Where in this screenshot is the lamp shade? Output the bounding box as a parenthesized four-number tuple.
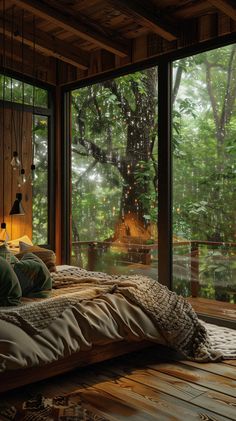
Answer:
(9, 193, 25, 216)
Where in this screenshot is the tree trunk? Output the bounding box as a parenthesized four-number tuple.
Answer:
(112, 68, 158, 245)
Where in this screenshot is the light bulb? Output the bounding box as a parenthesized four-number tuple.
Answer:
(28, 164, 37, 186)
(17, 168, 27, 187)
(0, 222, 10, 242)
(11, 151, 21, 170)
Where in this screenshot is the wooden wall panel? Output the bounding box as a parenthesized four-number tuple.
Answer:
(0, 38, 57, 86)
(0, 107, 32, 241)
(58, 11, 236, 86)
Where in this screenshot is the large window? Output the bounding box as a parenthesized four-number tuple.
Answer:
(172, 44, 236, 303)
(71, 68, 158, 277)
(69, 42, 236, 307)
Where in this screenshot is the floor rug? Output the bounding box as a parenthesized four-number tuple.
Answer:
(203, 321, 236, 359)
(0, 393, 109, 421)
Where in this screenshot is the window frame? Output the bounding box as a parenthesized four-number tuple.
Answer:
(62, 34, 236, 327)
(0, 73, 55, 250)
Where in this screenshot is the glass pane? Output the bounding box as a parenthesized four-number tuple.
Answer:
(32, 115, 48, 244)
(71, 68, 158, 278)
(0, 75, 48, 108)
(172, 44, 236, 303)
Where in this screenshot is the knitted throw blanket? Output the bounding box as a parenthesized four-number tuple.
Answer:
(0, 267, 222, 361)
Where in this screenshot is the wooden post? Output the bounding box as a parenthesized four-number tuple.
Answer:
(87, 242, 97, 271)
(158, 61, 172, 288)
(54, 85, 62, 263)
(190, 242, 199, 297)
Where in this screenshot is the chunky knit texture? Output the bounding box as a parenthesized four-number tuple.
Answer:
(0, 267, 230, 361)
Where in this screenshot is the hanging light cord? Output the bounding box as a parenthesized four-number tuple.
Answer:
(32, 15, 36, 165)
(20, 8, 25, 172)
(10, 5, 18, 154)
(2, 0, 6, 223)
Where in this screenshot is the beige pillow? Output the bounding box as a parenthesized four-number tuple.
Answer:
(16, 245, 56, 273)
(7, 235, 33, 254)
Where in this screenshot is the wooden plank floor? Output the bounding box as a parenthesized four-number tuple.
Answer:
(2, 345, 236, 421)
(189, 297, 236, 322)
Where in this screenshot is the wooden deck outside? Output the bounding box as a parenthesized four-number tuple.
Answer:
(189, 297, 236, 323)
(2, 345, 236, 421)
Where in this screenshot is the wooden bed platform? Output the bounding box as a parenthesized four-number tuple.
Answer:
(0, 340, 151, 393)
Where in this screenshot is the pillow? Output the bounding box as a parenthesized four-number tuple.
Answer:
(7, 235, 33, 254)
(14, 253, 52, 298)
(16, 245, 56, 272)
(0, 243, 19, 266)
(0, 257, 22, 306)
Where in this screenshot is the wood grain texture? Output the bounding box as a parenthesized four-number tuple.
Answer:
(208, 0, 236, 21)
(0, 341, 150, 393)
(75, 382, 231, 420)
(180, 360, 236, 380)
(0, 0, 235, 84)
(0, 107, 32, 240)
(147, 362, 236, 397)
(188, 297, 236, 321)
(3, 345, 236, 421)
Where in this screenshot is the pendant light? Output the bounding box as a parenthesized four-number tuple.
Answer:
(0, 0, 10, 242)
(18, 9, 26, 187)
(10, 7, 21, 171)
(9, 9, 26, 215)
(17, 168, 27, 187)
(11, 151, 21, 170)
(9, 193, 25, 216)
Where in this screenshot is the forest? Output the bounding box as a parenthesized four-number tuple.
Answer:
(71, 43, 236, 302)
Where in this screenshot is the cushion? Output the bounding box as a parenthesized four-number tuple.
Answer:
(0, 257, 22, 306)
(0, 243, 19, 266)
(16, 245, 56, 273)
(7, 235, 33, 254)
(14, 253, 52, 298)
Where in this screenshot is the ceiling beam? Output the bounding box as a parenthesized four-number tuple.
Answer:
(208, 0, 236, 21)
(0, 34, 56, 84)
(106, 0, 178, 41)
(0, 32, 47, 66)
(0, 16, 90, 69)
(12, 0, 130, 57)
(0, 0, 15, 10)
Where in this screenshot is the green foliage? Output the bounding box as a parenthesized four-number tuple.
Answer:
(0, 76, 48, 107)
(32, 115, 48, 244)
(172, 44, 236, 300)
(71, 68, 158, 244)
(70, 44, 236, 301)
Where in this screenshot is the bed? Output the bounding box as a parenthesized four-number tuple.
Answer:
(0, 264, 227, 393)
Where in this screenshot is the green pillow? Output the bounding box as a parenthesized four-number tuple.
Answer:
(0, 243, 19, 266)
(14, 253, 52, 298)
(0, 257, 22, 306)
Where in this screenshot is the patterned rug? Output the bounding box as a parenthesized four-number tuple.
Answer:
(0, 393, 109, 421)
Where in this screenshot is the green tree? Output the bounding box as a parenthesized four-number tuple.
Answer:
(72, 68, 158, 244)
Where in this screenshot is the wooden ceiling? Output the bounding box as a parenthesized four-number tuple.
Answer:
(0, 0, 236, 85)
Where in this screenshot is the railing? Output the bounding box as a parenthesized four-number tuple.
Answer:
(72, 239, 236, 298)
